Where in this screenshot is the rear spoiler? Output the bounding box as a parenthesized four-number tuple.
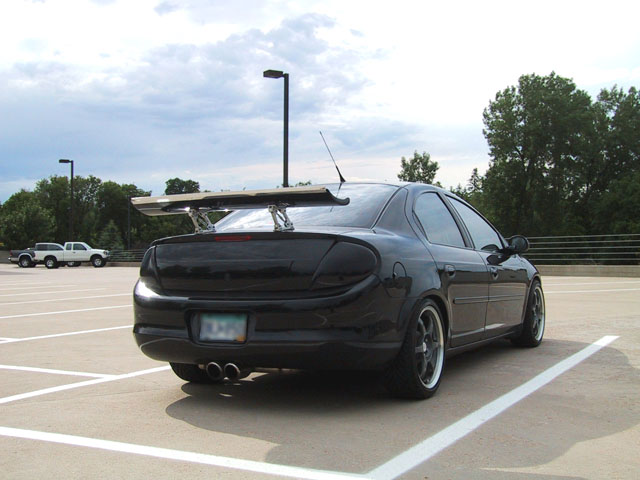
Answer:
(131, 186, 349, 233)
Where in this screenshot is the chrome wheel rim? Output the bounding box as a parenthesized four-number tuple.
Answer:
(531, 285, 545, 342)
(415, 305, 444, 389)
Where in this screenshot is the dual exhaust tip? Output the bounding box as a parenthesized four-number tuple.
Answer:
(205, 362, 250, 381)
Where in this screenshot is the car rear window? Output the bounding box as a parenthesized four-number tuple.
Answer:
(215, 184, 398, 230)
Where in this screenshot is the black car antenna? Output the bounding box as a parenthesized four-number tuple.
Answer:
(319, 131, 346, 184)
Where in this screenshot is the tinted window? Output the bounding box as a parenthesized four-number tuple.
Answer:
(448, 197, 503, 251)
(414, 193, 465, 248)
(66, 244, 72, 250)
(215, 184, 397, 230)
(39, 244, 62, 251)
(74, 243, 87, 250)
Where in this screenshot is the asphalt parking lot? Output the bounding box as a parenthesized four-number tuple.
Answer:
(0, 264, 638, 479)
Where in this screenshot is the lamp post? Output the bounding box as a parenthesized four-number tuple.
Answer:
(58, 159, 74, 240)
(263, 69, 289, 187)
(127, 196, 131, 250)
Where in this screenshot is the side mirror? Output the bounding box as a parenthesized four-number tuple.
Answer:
(506, 235, 529, 254)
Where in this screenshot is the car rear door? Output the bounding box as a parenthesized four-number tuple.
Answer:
(445, 196, 529, 338)
(413, 192, 490, 347)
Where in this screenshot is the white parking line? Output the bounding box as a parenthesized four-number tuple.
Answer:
(0, 293, 130, 306)
(0, 366, 170, 405)
(545, 288, 640, 294)
(367, 335, 619, 479)
(0, 288, 105, 298)
(0, 426, 367, 480)
(1, 282, 76, 287)
(0, 325, 132, 344)
(1, 284, 78, 292)
(0, 336, 619, 479)
(0, 337, 15, 341)
(544, 280, 640, 286)
(0, 304, 132, 320)
(0, 365, 113, 379)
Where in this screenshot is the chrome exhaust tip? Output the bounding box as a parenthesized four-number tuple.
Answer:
(224, 363, 251, 380)
(205, 362, 224, 381)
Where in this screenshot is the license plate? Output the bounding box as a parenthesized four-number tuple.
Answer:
(198, 313, 247, 342)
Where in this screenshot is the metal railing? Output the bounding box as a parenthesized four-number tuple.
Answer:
(106, 234, 640, 266)
(108, 249, 147, 262)
(524, 234, 640, 265)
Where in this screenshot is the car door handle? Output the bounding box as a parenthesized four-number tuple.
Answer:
(445, 265, 456, 276)
(489, 266, 499, 279)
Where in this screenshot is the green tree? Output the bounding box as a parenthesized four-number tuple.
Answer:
(164, 178, 200, 195)
(95, 181, 129, 245)
(34, 175, 71, 243)
(73, 175, 103, 243)
(34, 175, 103, 243)
(470, 74, 638, 237)
(481, 72, 595, 235)
(450, 168, 485, 211)
(593, 170, 640, 234)
(397, 151, 439, 184)
(0, 190, 54, 249)
(97, 219, 125, 250)
(95, 181, 151, 248)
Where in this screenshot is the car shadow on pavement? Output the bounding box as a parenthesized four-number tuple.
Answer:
(164, 338, 639, 475)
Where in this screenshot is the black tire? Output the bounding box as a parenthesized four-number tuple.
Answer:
(44, 257, 59, 269)
(91, 255, 105, 268)
(170, 362, 220, 384)
(19, 256, 33, 268)
(384, 299, 446, 399)
(512, 280, 545, 347)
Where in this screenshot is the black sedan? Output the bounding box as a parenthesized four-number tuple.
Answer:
(131, 183, 545, 399)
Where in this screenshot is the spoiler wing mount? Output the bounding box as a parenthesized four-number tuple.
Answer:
(188, 208, 217, 233)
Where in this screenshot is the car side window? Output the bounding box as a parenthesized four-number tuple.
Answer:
(52, 244, 63, 251)
(66, 244, 73, 250)
(414, 193, 466, 248)
(448, 197, 503, 251)
(74, 243, 87, 251)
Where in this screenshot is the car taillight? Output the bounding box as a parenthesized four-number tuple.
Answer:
(138, 247, 162, 294)
(310, 241, 378, 290)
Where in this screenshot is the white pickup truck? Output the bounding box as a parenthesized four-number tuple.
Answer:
(33, 242, 110, 269)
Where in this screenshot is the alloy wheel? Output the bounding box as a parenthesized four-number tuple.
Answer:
(531, 285, 545, 342)
(415, 305, 444, 389)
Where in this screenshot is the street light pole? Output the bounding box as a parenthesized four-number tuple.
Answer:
(127, 196, 131, 250)
(263, 69, 289, 187)
(283, 72, 289, 188)
(58, 159, 74, 240)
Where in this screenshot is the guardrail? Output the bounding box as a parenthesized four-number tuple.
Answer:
(524, 234, 640, 265)
(105, 234, 640, 267)
(108, 249, 147, 262)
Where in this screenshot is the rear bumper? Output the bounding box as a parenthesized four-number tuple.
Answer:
(133, 276, 407, 370)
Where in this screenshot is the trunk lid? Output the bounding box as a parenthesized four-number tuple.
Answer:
(153, 231, 377, 297)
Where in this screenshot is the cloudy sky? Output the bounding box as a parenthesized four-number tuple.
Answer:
(1, 0, 639, 201)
